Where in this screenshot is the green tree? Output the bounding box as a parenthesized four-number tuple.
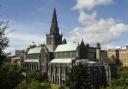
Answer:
(111, 67, 128, 86)
(28, 80, 43, 89)
(0, 63, 24, 89)
(101, 66, 128, 89)
(26, 70, 43, 83)
(66, 63, 91, 89)
(0, 21, 9, 65)
(41, 81, 52, 89)
(59, 85, 67, 89)
(15, 81, 28, 89)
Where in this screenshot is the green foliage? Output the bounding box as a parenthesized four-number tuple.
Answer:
(0, 21, 9, 54)
(101, 66, 128, 89)
(0, 63, 24, 89)
(51, 84, 69, 89)
(51, 84, 60, 89)
(59, 85, 67, 89)
(15, 71, 51, 89)
(66, 63, 91, 89)
(26, 70, 43, 83)
(41, 81, 52, 89)
(15, 81, 28, 89)
(28, 80, 43, 89)
(0, 21, 9, 65)
(103, 85, 128, 89)
(111, 66, 128, 86)
(27, 80, 52, 89)
(0, 21, 24, 89)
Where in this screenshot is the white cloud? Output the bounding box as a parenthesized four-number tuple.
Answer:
(78, 10, 97, 25)
(102, 43, 121, 49)
(7, 32, 45, 49)
(4, 20, 49, 50)
(8, 32, 44, 43)
(69, 0, 128, 48)
(68, 17, 128, 45)
(73, 0, 113, 10)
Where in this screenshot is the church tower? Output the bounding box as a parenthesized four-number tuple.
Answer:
(46, 8, 62, 51)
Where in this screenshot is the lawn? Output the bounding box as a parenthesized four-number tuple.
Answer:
(51, 84, 69, 89)
(51, 84, 60, 89)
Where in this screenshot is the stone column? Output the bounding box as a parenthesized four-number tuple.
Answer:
(53, 64, 55, 84)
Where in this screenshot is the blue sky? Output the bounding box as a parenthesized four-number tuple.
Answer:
(1, 0, 128, 52)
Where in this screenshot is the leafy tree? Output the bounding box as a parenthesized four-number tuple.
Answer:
(0, 63, 24, 89)
(28, 80, 43, 89)
(102, 85, 128, 89)
(66, 63, 92, 89)
(0, 21, 9, 65)
(101, 66, 128, 89)
(41, 81, 52, 89)
(111, 67, 128, 86)
(15, 81, 28, 89)
(26, 70, 43, 83)
(59, 85, 67, 89)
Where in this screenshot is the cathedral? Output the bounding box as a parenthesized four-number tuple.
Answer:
(22, 8, 116, 86)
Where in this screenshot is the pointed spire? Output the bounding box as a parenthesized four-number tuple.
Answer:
(50, 8, 59, 35)
(52, 8, 57, 24)
(81, 38, 84, 44)
(80, 38, 85, 46)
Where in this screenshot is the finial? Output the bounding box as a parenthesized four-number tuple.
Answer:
(80, 38, 85, 46)
(63, 39, 67, 44)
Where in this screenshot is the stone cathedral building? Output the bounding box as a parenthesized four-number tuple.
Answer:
(22, 8, 116, 86)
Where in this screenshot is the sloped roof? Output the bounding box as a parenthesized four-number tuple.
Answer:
(24, 59, 39, 62)
(11, 56, 21, 60)
(55, 42, 78, 52)
(27, 47, 42, 54)
(50, 58, 72, 64)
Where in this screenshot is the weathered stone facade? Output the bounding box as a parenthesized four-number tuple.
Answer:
(119, 47, 128, 66)
(107, 48, 119, 64)
(107, 46, 128, 66)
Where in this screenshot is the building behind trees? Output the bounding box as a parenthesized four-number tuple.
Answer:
(22, 8, 117, 88)
(107, 46, 128, 66)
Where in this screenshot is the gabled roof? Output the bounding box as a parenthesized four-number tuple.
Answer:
(24, 59, 39, 62)
(27, 47, 42, 54)
(50, 58, 72, 64)
(55, 42, 78, 52)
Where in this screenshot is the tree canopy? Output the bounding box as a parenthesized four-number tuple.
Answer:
(66, 63, 92, 89)
(101, 66, 128, 89)
(0, 21, 9, 65)
(28, 80, 43, 89)
(0, 21, 25, 89)
(15, 81, 28, 89)
(26, 70, 44, 83)
(0, 63, 24, 89)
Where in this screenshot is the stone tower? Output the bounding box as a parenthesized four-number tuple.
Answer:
(46, 8, 62, 51)
(96, 42, 101, 60)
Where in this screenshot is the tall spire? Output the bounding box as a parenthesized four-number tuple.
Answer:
(50, 8, 59, 35)
(52, 8, 57, 24)
(81, 38, 85, 45)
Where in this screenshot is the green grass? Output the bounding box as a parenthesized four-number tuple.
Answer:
(51, 84, 60, 89)
(51, 84, 69, 89)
